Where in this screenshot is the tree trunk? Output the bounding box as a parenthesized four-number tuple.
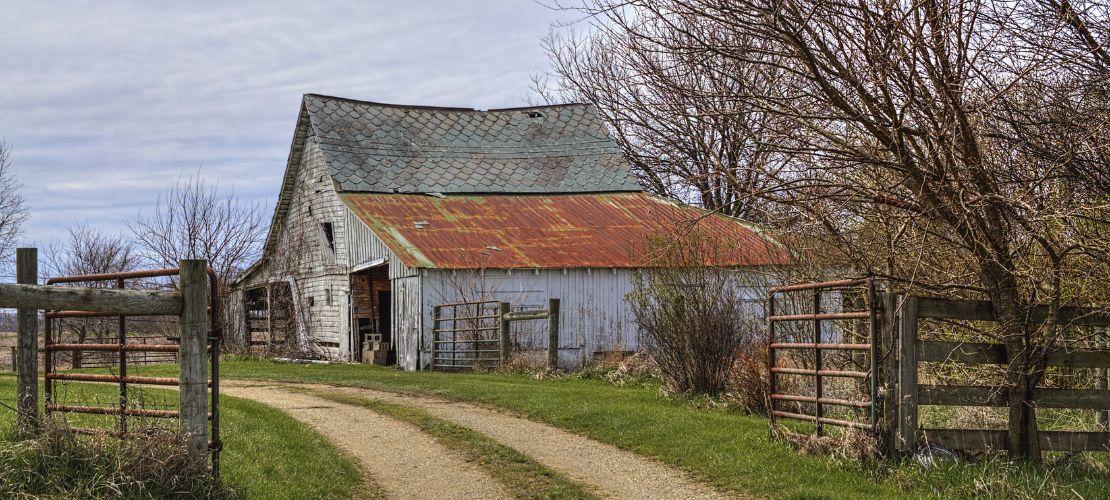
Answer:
(986, 269, 1042, 462)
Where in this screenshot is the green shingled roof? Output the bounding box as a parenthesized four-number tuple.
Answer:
(301, 94, 642, 194)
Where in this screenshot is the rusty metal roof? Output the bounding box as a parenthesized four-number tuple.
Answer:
(341, 192, 789, 269)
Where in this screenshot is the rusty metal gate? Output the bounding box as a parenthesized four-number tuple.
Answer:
(42, 267, 222, 475)
(768, 278, 880, 434)
(430, 300, 501, 370)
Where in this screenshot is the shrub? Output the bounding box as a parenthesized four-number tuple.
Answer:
(629, 230, 771, 395)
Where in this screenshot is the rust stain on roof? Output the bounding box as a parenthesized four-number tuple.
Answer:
(340, 192, 789, 269)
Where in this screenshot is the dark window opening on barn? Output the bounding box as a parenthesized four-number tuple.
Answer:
(320, 222, 336, 264)
(307, 296, 315, 307)
(325, 287, 332, 306)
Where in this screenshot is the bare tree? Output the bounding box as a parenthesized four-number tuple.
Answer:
(0, 142, 29, 263)
(44, 224, 139, 367)
(556, 0, 1109, 460)
(129, 174, 266, 291)
(536, 15, 786, 221)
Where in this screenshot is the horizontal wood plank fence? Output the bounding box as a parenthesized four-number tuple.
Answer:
(899, 295, 1110, 453)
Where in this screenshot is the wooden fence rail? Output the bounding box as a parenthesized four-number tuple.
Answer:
(768, 280, 1110, 456)
(898, 295, 1110, 453)
(0, 248, 211, 464)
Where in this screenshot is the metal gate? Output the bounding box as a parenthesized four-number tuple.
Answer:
(430, 300, 501, 370)
(768, 278, 880, 434)
(42, 266, 222, 475)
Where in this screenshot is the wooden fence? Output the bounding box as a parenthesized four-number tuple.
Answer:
(897, 295, 1110, 453)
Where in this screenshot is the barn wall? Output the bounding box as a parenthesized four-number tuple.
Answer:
(345, 208, 417, 279)
(392, 275, 423, 370)
(418, 268, 636, 369)
(239, 137, 354, 359)
(412, 267, 772, 370)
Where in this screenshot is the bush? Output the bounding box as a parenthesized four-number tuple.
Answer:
(630, 230, 771, 395)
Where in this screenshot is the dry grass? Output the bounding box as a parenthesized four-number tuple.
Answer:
(0, 421, 232, 498)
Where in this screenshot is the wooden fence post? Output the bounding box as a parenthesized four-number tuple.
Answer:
(547, 299, 560, 370)
(897, 295, 919, 451)
(16, 248, 38, 436)
(499, 302, 510, 364)
(8, 346, 15, 372)
(178, 259, 209, 462)
(1100, 327, 1109, 431)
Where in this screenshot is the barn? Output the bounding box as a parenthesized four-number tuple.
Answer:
(228, 93, 788, 370)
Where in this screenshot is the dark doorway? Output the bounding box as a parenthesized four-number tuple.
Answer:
(349, 264, 393, 364)
(378, 290, 393, 364)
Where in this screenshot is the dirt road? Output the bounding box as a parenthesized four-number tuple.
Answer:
(222, 384, 508, 499)
(223, 380, 730, 499)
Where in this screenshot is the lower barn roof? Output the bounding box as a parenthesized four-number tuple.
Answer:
(341, 192, 789, 269)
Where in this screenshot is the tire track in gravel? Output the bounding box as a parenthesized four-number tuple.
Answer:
(220, 384, 509, 500)
(226, 381, 733, 499)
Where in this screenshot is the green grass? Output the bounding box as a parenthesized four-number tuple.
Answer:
(0, 373, 364, 499)
(136, 359, 896, 498)
(307, 388, 599, 500)
(125, 358, 1110, 499)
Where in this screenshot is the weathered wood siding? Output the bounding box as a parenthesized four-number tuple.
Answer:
(235, 137, 354, 358)
(415, 268, 769, 369)
(346, 209, 418, 279)
(393, 276, 422, 370)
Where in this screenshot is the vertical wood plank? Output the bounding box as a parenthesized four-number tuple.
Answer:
(878, 290, 898, 453)
(499, 302, 510, 364)
(178, 259, 209, 462)
(898, 295, 919, 451)
(1100, 327, 1109, 430)
(16, 248, 38, 436)
(547, 298, 560, 370)
(768, 291, 777, 432)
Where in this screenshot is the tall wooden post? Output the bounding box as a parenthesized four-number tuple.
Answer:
(499, 302, 511, 364)
(16, 248, 38, 436)
(897, 295, 919, 451)
(813, 290, 823, 436)
(178, 259, 209, 462)
(547, 299, 560, 370)
(1099, 327, 1109, 431)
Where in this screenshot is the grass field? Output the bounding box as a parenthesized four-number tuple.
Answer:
(121, 358, 1104, 499)
(0, 373, 363, 499)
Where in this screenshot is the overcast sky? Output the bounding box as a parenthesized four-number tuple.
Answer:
(1, 0, 574, 251)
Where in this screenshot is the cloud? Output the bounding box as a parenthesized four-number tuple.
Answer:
(0, 0, 571, 249)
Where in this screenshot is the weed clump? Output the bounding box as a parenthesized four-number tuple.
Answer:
(0, 422, 233, 498)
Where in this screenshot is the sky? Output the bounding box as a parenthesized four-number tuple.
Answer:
(0, 0, 576, 250)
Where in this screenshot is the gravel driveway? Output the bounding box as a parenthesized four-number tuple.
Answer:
(223, 380, 731, 499)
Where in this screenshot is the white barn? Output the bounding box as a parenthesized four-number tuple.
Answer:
(229, 94, 787, 370)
